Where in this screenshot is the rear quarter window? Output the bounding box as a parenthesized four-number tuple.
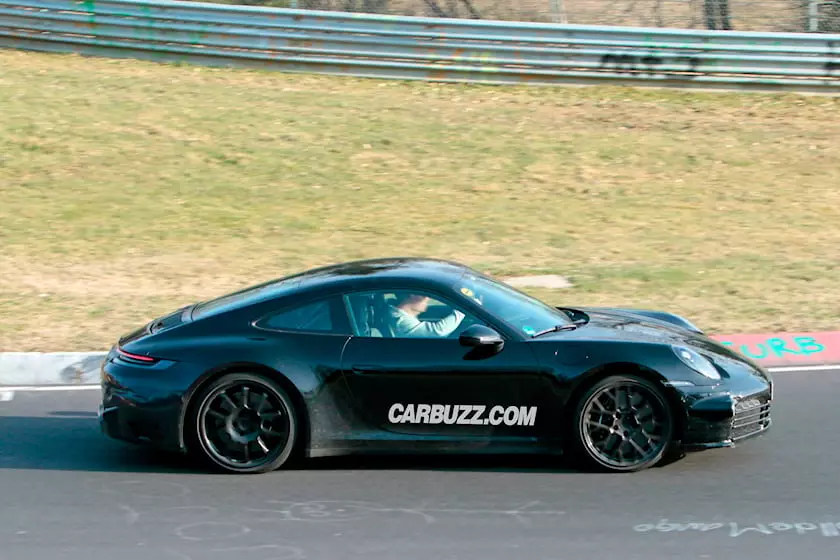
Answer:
(254, 297, 350, 334)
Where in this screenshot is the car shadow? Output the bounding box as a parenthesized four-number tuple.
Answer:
(295, 443, 689, 473)
(0, 413, 687, 475)
(293, 453, 582, 474)
(0, 414, 203, 474)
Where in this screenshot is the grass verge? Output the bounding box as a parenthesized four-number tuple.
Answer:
(1, 50, 839, 351)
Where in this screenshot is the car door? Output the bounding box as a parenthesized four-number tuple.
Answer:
(338, 288, 562, 440)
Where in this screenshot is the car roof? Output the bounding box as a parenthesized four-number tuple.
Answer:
(291, 257, 472, 290)
(191, 257, 476, 319)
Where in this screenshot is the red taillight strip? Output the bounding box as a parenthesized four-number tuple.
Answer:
(117, 347, 157, 362)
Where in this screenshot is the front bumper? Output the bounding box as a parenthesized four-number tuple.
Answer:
(680, 390, 772, 450)
(673, 362, 773, 450)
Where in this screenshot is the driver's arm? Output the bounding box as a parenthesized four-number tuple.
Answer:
(397, 309, 465, 337)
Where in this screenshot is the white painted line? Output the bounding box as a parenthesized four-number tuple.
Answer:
(0, 391, 14, 402)
(767, 365, 840, 373)
(0, 385, 100, 392)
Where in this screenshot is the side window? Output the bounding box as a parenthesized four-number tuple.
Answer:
(256, 297, 347, 334)
(344, 289, 483, 339)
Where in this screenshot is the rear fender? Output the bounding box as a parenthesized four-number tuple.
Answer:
(177, 361, 311, 455)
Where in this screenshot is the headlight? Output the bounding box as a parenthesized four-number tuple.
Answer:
(672, 345, 721, 380)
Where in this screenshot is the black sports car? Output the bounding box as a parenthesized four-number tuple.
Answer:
(99, 258, 772, 474)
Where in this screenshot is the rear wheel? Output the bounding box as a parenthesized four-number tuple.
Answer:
(189, 372, 298, 474)
(570, 375, 674, 473)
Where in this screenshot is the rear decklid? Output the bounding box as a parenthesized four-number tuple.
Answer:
(118, 304, 194, 346)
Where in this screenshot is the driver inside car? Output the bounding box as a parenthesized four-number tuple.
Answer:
(388, 293, 465, 338)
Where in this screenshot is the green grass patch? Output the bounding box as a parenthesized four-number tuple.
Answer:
(1, 50, 839, 351)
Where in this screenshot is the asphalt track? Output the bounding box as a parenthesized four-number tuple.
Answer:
(2, 368, 840, 560)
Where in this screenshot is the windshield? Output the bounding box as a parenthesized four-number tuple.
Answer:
(456, 273, 573, 336)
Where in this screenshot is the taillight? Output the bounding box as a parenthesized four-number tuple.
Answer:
(116, 347, 159, 364)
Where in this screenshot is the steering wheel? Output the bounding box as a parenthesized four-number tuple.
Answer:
(448, 315, 480, 338)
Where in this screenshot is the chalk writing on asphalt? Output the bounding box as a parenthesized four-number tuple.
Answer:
(634, 519, 840, 537)
(718, 336, 825, 361)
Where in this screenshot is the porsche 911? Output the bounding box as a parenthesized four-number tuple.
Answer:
(98, 258, 772, 474)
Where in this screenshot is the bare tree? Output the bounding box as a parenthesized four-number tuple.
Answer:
(422, 0, 481, 18)
(341, 0, 391, 12)
(822, 0, 840, 31)
(704, 0, 732, 29)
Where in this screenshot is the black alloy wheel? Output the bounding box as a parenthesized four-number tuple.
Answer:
(191, 373, 298, 474)
(572, 375, 674, 473)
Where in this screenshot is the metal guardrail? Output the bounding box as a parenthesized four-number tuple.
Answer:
(1, 0, 839, 92)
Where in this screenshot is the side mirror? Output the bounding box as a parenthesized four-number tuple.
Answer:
(459, 324, 504, 349)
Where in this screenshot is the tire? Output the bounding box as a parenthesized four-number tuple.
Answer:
(187, 372, 299, 474)
(569, 374, 674, 473)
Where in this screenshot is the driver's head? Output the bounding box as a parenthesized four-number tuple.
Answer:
(395, 293, 429, 314)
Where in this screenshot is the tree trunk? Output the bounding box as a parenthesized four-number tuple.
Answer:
(704, 0, 732, 29)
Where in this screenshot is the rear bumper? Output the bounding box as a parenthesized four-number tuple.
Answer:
(98, 401, 183, 451)
(98, 347, 191, 452)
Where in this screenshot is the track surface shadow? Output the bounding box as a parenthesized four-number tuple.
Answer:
(0, 415, 200, 474)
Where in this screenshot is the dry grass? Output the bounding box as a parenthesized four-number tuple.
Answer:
(1, 50, 839, 351)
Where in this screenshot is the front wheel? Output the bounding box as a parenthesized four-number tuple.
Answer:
(188, 372, 298, 474)
(570, 375, 674, 473)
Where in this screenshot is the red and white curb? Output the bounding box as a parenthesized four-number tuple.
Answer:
(710, 331, 840, 369)
(0, 351, 105, 387)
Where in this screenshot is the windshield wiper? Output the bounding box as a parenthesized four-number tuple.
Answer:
(531, 323, 579, 338)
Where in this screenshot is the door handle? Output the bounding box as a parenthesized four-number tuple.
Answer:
(351, 364, 383, 374)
